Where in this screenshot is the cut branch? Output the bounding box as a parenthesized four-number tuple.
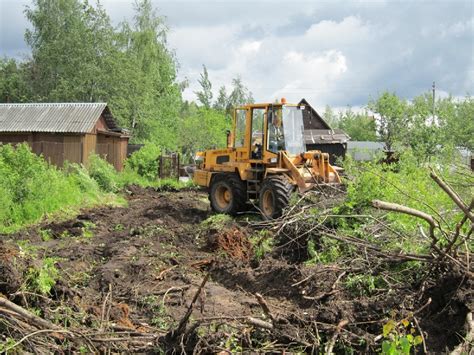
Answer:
(430, 170, 474, 223)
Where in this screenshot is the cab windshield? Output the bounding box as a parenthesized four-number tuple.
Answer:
(267, 105, 305, 156)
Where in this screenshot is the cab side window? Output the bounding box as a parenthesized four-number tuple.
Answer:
(251, 108, 264, 159)
(234, 109, 246, 148)
(267, 107, 284, 152)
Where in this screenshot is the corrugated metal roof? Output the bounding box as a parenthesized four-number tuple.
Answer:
(304, 129, 350, 144)
(0, 103, 111, 133)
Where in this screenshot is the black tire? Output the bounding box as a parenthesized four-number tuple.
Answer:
(259, 175, 293, 219)
(209, 173, 247, 215)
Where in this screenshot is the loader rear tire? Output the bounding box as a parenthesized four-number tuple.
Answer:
(209, 173, 247, 215)
(259, 175, 293, 219)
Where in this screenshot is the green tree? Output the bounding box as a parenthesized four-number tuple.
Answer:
(214, 85, 228, 112)
(24, 0, 116, 102)
(195, 65, 213, 108)
(0, 58, 32, 102)
(227, 77, 253, 110)
(406, 92, 442, 158)
(108, 0, 181, 145)
(338, 108, 377, 141)
(369, 92, 407, 151)
(323, 105, 338, 128)
(179, 108, 230, 157)
(438, 95, 474, 151)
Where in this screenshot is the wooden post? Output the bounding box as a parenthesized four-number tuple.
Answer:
(158, 154, 163, 179)
(177, 153, 180, 182)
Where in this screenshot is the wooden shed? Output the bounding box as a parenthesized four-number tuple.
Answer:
(0, 103, 129, 170)
(300, 98, 350, 165)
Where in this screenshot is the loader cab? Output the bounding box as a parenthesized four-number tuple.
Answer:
(232, 101, 306, 162)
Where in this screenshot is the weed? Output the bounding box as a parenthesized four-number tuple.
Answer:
(156, 178, 195, 191)
(0, 337, 18, 354)
(60, 230, 71, 238)
(16, 240, 38, 256)
(81, 221, 95, 239)
(114, 223, 125, 231)
(39, 228, 53, 241)
(249, 230, 274, 261)
(381, 317, 423, 354)
(125, 142, 161, 180)
(87, 154, 119, 192)
(201, 214, 232, 229)
(25, 257, 60, 295)
(344, 274, 386, 297)
(0, 144, 119, 234)
(142, 295, 173, 330)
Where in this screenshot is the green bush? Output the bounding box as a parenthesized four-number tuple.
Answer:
(336, 150, 473, 252)
(0, 144, 108, 233)
(87, 154, 119, 192)
(125, 143, 161, 180)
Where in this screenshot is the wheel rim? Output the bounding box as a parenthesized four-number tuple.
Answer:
(215, 184, 232, 209)
(261, 189, 274, 216)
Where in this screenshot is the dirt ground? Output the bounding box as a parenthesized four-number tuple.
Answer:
(0, 186, 471, 353)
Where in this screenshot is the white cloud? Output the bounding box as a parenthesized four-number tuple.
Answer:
(2, 0, 472, 109)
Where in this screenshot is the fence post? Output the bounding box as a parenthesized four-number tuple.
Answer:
(177, 153, 180, 182)
(158, 154, 163, 179)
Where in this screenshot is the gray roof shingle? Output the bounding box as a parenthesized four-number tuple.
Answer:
(0, 102, 116, 133)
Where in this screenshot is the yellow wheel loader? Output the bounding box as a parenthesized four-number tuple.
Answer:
(193, 99, 341, 219)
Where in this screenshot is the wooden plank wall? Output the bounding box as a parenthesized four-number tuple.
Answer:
(96, 134, 128, 171)
(0, 131, 128, 171)
(64, 136, 82, 164)
(82, 134, 97, 166)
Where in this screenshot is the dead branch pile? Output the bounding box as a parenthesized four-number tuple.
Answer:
(241, 170, 473, 353)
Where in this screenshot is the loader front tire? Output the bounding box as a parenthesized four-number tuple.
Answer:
(209, 174, 247, 215)
(259, 175, 293, 219)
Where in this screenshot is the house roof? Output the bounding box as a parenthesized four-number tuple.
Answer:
(304, 129, 350, 145)
(299, 98, 331, 130)
(0, 102, 120, 133)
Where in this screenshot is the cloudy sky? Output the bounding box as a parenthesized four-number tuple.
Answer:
(1, 0, 473, 111)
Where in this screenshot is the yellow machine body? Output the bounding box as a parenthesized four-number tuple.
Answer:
(193, 101, 341, 218)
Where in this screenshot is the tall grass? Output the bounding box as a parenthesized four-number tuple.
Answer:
(0, 143, 194, 233)
(0, 144, 116, 233)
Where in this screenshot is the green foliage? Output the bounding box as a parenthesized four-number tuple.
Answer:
(26, 257, 60, 295)
(381, 318, 423, 355)
(195, 65, 213, 108)
(0, 337, 18, 354)
(367, 91, 474, 160)
(142, 295, 172, 330)
(39, 229, 53, 241)
(345, 274, 386, 296)
(155, 178, 194, 191)
(179, 107, 230, 156)
(250, 230, 274, 261)
(322, 105, 339, 128)
(339, 151, 473, 253)
(369, 92, 407, 151)
(306, 237, 346, 264)
(125, 143, 161, 180)
(201, 214, 233, 230)
(212, 77, 254, 118)
(338, 108, 377, 141)
(81, 221, 96, 239)
(87, 154, 119, 192)
(0, 144, 106, 233)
